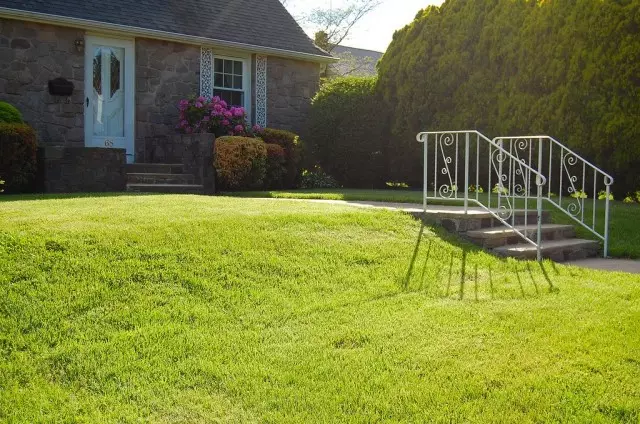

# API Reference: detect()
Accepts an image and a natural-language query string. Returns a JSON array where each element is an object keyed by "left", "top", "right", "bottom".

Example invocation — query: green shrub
[
  {"left": 307, "top": 77, "right": 388, "bottom": 188},
  {"left": 257, "top": 128, "right": 303, "bottom": 188},
  {"left": 0, "top": 123, "right": 37, "bottom": 193},
  {"left": 377, "top": 0, "right": 640, "bottom": 193},
  {"left": 0, "top": 102, "right": 23, "bottom": 124},
  {"left": 264, "top": 143, "right": 286, "bottom": 189},
  {"left": 300, "top": 166, "right": 340, "bottom": 189},
  {"left": 214, "top": 136, "right": 267, "bottom": 190}
]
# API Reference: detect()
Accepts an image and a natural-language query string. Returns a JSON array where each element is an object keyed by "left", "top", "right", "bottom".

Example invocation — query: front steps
[
  {"left": 126, "top": 164, "right": 204, "bottom": 194},
  {"left": 421, "top": 208, "right": 600, "bottom": 262}
]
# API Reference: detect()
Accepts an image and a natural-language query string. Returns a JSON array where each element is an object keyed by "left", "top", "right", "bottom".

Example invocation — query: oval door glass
[{"left": 92, "top": 46, "right": 124, "bottom": 138}]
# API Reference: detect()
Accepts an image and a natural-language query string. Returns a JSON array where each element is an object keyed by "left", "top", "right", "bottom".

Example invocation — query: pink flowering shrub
[{"left": 177, "top": 96, "right": 262, "bottom": 136}]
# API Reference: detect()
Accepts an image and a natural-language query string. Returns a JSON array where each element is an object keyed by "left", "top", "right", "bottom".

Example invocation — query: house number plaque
[{"left": 104, "top": 139, "right": 114, "bottom": 147}]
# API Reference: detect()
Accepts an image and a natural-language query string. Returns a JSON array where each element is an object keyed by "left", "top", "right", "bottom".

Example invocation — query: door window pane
[
  {"left": 93, "top": 49, "right": 102, "bottom": 95},
  {"left": 93, "top": 45, "right": 125, "bottom": 137},
  {"left": 110, "top": 51, "right": 121, "bottom": 97}
]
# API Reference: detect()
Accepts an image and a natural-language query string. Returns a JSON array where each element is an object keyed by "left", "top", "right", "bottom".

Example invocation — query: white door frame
[{"left": 84, "top": 35, "right": 135, "bottom": 163}]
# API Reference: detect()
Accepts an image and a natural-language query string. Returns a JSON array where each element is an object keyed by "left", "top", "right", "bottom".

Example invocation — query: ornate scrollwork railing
[
  {"left": 493, "top": 136, "right": 614, "bottom": 257},
  {"left": 417, "top": 131, "right": 548, "bottom": 260}
]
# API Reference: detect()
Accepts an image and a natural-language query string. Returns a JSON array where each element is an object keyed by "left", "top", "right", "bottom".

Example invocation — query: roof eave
[{"left": 0, "top": 7, "right": 339, "bottom": 63}]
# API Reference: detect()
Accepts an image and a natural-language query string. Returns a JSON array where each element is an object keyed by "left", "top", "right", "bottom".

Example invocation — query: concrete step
[
  {"left": 430, "top": 209, "right": 552, "bottom": 233},
  {"left": 127, "top": 173, "right": 195, "bottom": 185},
  {"left": 126, "top": 163, "right": 184, "bottom": 174},
  {"left": 466, "top": 224, "right": 575, "bottom": 248},
  {"left": 126, "top": 183, "right": 204, "bottom": 194},
  {"left": 493, "top": 239, "right": 600, "bottom": 262}
]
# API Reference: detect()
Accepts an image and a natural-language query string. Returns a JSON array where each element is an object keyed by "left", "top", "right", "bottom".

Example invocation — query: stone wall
[
  {"left": 0, "top": 18, "right": 85, "bottom": 145},
  {"left": 38, "top": 147, "right": 126, "bottom": 193},
  {"left": 266, "top": 56, "right": 320, "bottom": 137},
  {"left": 135, "top": 38, "right": 200, "bottom": 162}
]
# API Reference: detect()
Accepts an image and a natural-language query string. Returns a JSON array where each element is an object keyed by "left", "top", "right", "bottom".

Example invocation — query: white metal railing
[
  {"left": 417, "top": 131, "right": 548, "bottom": 261},
  {"left": 493, "top": 136, "right": 614, "bottom": 257}
]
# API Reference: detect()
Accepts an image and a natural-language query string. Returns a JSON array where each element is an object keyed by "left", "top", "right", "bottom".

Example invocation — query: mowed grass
[
  {"left": 228, "top": 189, "right": 640, "bottom": 259},
  {"left": 1, "top": 195, "right": 639, "bottom": 423}
]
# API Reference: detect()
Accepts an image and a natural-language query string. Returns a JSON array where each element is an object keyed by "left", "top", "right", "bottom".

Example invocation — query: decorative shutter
[
  {"left": 200, "top": 47, "right": 213, "bottom": 97},
  {"left": 255, "top": 55, "right": 267, "bottom": 127}
]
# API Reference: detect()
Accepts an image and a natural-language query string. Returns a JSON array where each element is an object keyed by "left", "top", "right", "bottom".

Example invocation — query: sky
[{"left": 285, "top": 0, "right": 444, "bottom": 52}]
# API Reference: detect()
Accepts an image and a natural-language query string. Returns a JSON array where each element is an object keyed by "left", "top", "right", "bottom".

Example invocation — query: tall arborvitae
[{"left": 377, "top": 0, "right": 640, "bottom": 192}]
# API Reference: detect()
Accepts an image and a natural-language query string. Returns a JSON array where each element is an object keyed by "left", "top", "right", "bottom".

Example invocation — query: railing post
[
  {"left": 537, "top": 140, "right": 544, "bottom": 261},
  {"left": 423, "top": 133, "right": 428, "bottom": 213},
  {"left": 604, "top": 184, "right": 611, "bottom": 258},
  {"left": 464, "top": 132, "right": 470, "bottom": 214}
]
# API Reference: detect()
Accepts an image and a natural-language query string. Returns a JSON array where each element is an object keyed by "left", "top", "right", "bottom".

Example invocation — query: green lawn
[
  {"left": 227, "top": 189, "right": 640, "bottom": 259},
  {"left": 1, "top": 195, "right": 639, "bottom": 423}
]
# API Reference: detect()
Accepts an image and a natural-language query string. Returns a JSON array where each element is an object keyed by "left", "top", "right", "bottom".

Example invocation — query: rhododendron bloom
[
  {"left": 234, "top": 125, "right": 244, "bottom": 133},
  {"left": 222, "top": 119, "right": 230, "bottom": 126},
  {"left": 233, "top": 108, "right": 244, "bottom": 117}
]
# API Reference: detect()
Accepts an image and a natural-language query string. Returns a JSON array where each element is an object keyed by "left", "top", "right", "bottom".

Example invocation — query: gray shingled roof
[
  {"left": 330, "top": 45, "right": 384, "bottom": 77},
  {"left": 0, "top": 0, "right": 330, "bottom": 58}
]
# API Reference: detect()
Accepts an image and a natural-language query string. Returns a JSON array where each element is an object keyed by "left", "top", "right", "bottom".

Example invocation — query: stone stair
[
  {"left": 126, "top": 164, "right": 205, "bottom": 194},
  {"left": 423, "top": 208, "right": 600, "bottom": 262}
]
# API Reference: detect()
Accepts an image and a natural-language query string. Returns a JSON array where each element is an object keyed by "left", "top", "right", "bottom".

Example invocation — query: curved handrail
[
  {"left": 492, "top": 135, "right": 614, "bottom": 257},
  {"left": 493, "top": 136, "right": 614, "bottom": 184},
  {"left": 417, "top": 130, "right": 548, "bottom": 260},
  {"left": 418, "top": 131, "right": 547, "bottom": 187}
]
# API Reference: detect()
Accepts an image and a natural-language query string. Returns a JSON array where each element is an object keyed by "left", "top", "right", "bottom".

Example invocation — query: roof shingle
[{"left": 0, "top": 0, "right": 330, "bottom": 58}]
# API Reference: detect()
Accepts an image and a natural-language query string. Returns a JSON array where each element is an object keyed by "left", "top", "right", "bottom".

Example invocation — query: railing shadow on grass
[{"left": 403, "top": 221, "right": 559, "bottom": 301}]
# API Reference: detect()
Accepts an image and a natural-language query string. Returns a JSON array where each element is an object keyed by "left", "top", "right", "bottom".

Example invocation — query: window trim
[{"left": 211, "top": 53, "right": 252, "bottom": 121}]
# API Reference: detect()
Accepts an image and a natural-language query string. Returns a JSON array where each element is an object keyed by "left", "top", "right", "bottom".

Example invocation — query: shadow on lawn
[
  {"left": 404, "top": 221, "right": 558, "bottom": 301},
  {"left": 0, "top": 192, "right": 159, "bottom": 202}
]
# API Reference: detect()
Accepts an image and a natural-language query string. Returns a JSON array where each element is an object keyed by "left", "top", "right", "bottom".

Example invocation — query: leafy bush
[
  {"left": 264, "top": 143, "right": 286, "bottom": 189},
  {"left": 300, "top": 166, "right": 340, "bottom": 189},
  {"left": 0, "top": 123, "right": 37, "bottom": 193},
  {"left": 177, "top": 96, "right": 260, "bottom": 137},
  {"left": 257, "top": 128, "right": 303, "bottom": 188},
  {"left": 0, "top": 102, "right": 23, "bottom": 124},
  {"left": 377, "top": 0, "right": 640, "bottom": 194},
  {"left": 307, "top": 77, "right": 388, "bottom": 188},
  {"left": 214, "top": 136, "right": 267, "bottom": 190}
]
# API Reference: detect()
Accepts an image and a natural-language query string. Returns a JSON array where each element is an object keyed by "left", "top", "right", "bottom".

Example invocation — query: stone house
[{"left": 0, "top": 0, "right": 335, "bottom": 192}]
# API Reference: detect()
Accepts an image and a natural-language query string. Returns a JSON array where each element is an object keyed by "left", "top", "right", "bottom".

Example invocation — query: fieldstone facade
[
  {"left": 0, "top": 18, "right": 85, "bottom": 145},
  {"left": 266, "top": 56, "right": 320, "bottom": 137},
  {"left": 1, "top": 17, "right": 322, "bottom": 193},
  {"left": 135, "top": 38, "right": 200, "bottom": 162},
  {"left": 38, "top": 146, "right": 126, "bottom": 193}
]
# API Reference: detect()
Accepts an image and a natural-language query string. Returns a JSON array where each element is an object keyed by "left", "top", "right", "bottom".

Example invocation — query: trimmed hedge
[
  {"left": 257, "top": 128, "right": 303, "bottom": 188},
  {"left": 307, "top": 77, "right": 388, "bottom": 188},
  {"left": 214, "top": 136, "right": 267, "bottom": 190},
  {"left": 0, "top": 123, "right": 37, "bottom": 193},
  {"left": 264, "top": 143, "right": 286, "bottom": 189},
  {"left": 377, "top": 0, "right": 640, "bottom": 193},
  {"left": 0, "top": 102, "right": 23, "bottom": 124}
]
